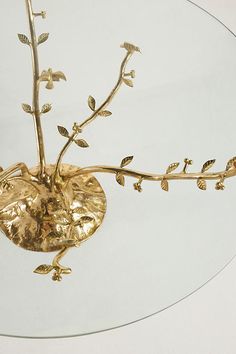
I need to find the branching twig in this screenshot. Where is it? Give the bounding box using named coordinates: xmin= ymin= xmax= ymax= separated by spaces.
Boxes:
xmin=79 ymin=52 xmax=132 ymax=130
xmin=64 ymin=156 xmax=236 ymax=192
xmin=53 ymin=43 xmax=140 ymax=186
xmin=23 ymin=0 xmax=47 ymax=179
xmin=21 ymin=1 xmax=66 ymax=181
xmin=66 ymin=165 xmax=236 ymax=182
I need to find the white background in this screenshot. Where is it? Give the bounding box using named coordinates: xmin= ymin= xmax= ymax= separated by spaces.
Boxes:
xmin=1 ymin=0 xmax=236 ymax=353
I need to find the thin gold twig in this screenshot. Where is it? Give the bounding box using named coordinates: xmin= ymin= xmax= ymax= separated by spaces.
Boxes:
xmin=53 ymin=132 xmax=77 ymax=186
xmin=53 ymin=50 xmax=135 ymax=185
xmin=79 ymin=52 xmax=132 ymax=130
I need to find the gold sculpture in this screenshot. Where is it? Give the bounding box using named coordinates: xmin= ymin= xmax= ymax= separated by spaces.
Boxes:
xmin=0 ymin=0 xmax=235 ymax=281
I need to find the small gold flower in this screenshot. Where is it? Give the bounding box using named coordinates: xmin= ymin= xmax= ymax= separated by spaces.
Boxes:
xmin=41 ymin=11 xmax=46 ymax=19
xmin=130 ymin=70 xmax=136 ymax=78
xmin=72 ymin=122 xmax=82 ymax=133
xmin=52 ymin=271 xmax=62 ymax=282
xmin=215 ymin=181 xmax=225 ymax=190
xmin=125 ymin=70 xmax=136 ymax=79
xmin=183 ymin=158 xmax=193 ymax=173
xmin=133 ymin=178 xmax=143 ymax=193
xmin=184 ymin=158 xmax=193 ymax=165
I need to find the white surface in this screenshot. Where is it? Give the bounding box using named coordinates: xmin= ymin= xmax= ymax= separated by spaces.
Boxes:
xmin=0 ymin=0 xmax=236 ymax=351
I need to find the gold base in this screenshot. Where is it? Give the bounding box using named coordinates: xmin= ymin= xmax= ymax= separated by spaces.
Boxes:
xmin=0 ymin=164 xmax=106 ymax=253
xmin=0 ymin=164 xmax=106 ymax=281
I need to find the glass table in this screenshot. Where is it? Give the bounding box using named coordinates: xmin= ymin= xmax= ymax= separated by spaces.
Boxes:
xmin=0 ymin=0 xmax=236 ymax=338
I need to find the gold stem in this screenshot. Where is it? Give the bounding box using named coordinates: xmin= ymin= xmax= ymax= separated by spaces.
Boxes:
xmin=52 ymin=247 xmax=69 ymax=268
xmin=52 ymin=132 xmax=77 ymax=188
xmin=25 ymin=0 xmax=46 ymax=179
xmin=53 ymin=52 xmax=133 ymax=184
xmin=79 ymin=52 xmax=132 ymax=129
xmin=67 ymin=165 xmax=236 ymax=183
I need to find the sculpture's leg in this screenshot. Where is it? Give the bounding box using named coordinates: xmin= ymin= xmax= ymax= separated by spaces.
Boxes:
xmin=51 ymin=247 xmax=72 ymax=282
xmin=33 ymin=246 xmax=75 ymax=281
xmin=34 ymin=224 xmax=81 ymax=281
xmin=0 ymin=163 xmax=29 ymax=184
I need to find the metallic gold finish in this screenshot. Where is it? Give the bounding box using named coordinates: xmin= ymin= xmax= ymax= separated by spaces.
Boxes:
xmin=1 ymin=0 xmax=236 ymax=281
xmin=40 ymin=69 xmax=66 ymax=90
xmin=66 ymin=163 xmax=236 ymax=184
xmin=33 ymin=11 xmax=46 ymax=19
xmin=33 ymin=248 xmax=73 ymax=282
xmin=0 ymin=164 xmax=106 ymax=281
xmin=182 ymin=158 xmax=193 ymax=173
xmin=24 ymin=0 xmax=46 ymax=179
xmin=53 ymin=49 xmax=136 ymax=184
xmin=133 ymin=177 xmax=143 ymax=193
xmin=0 ymin=164 xmax=106 ymax=252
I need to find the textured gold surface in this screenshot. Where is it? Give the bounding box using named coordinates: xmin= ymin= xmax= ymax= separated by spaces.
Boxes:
xmin=0 ymin=164 xmax=106 ymax=253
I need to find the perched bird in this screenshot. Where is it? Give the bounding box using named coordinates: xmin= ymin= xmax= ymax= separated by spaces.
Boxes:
xmin=40 ymin=68 xmax=67 ymax=89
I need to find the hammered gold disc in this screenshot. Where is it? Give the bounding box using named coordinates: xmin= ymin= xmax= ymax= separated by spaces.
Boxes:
xmin=0 ymin=164 xmax=106 ymax=252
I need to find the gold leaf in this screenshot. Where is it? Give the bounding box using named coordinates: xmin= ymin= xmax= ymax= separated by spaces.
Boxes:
xmin=121 ymin=42 xmax=141 ymax=53
xmin=61 ymin=268 xmax=72 ymax=275
xmin=161 ymin=179 xmax=169 ymax=192
xmin=74 ymin=139 xmax=89 ymax=148
xmin=98 ymin=111 xmax=112 ymax=117
xmin=88 ymin=96 xmax=96 ymax=111
xmin=18 ymin=33 xmax=30 ymax=45
xmin=120 ymin=156 xmax=134 ymax=168
xmin=116 ymin=173 xmax=125 ymax=186
xmin=72 ymin=207 xmax=85 ymax=213
xmin=197 ymin=178 xmax=207 ymax=190
xmin=226 ymin=156 xmax=236 ymax=171
xmin=201 ymin=159 xmax=216 ymax=173
xmin=166 ymin=162 xmax=180 ymax=174
xmin=34 ymin=264 xmax=54 ymax=275
xmin=57 ymin=125 xmax=69 ymax=138
xmin=22 ymin=103 xmax=32 ymax=114
xmin=80 ymin=216 xmax=94 ymax=223
xmin=38 ymin=33 xmax=49 ymax=45
xmin=75 ymin=216 xmax=94 ymax=227
xmin=41 ymin=103 xmax=52 ymax=114
xmin=123 ymin=78 xmax=133 ymax=87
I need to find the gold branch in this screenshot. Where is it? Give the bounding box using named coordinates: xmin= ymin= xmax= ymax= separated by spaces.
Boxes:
xmin=24 ymin=0 xmax=47 ymax=179
xmin=65 ymin=159 xmax=236 ymax=191
xmin=79 ymin=51 xmax=133 ymax=129
xmin=53 ymin=43 xmax=139 ymax=186
xmin=67 ymin=165 xmax=235 ymax=182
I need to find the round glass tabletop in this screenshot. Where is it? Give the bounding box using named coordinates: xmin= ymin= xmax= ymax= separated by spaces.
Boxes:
xmin=0 ymin=0 xmax=236 ymax=338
